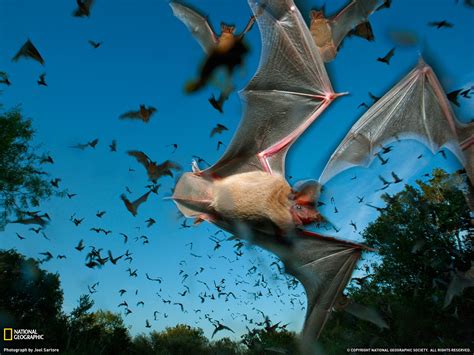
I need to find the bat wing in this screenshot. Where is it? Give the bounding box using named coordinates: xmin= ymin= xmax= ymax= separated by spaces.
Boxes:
xmin=170 ymin=1 xmax=218 ymax=54
xmin=12 ymin=39 xmax=45 ymax=65
xmin=119 ymin=110 xmax=141 ymax=120
xmin=330 ymin=0 xmax=383 ymax=49
xmin=217 ymin=219 xmax=366 ymax=342
xmin=319 ymin=59 xmax=469 ymax=185
xmin=127 ymin=150 xmax=151 ymax=168
xmin=203 ymin=0 xmax=337 ymax=179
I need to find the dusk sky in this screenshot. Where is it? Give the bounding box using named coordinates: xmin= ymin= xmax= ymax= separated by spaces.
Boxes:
xmin=0 ymin=0 xmax=472 ymax=340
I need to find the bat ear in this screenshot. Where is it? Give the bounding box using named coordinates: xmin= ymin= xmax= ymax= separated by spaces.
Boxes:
xmin=292 ymin=180 xmax=321 ymax=205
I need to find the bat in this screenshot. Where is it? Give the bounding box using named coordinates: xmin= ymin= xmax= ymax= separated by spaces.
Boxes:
xmin=73 ymin=0 xmax=94 ymax=17
xmin=377 ymin=47 xmax=395 ymax=65
xmin=119 ymin=105 xmax=157 ymax=123
xmin=127 ymin=150 xmax=182 ymax=182
xmin=121 ymin=191 xmax=152 ymax=216
xmin=170 ymin=1 xmax=258 ymax=92
xmin=37 ymin=73 xmax=47 ymax=86
xmin=88 ymin=40 xmax=102 ymax=48
xmin=172 ymin=0 xmax=364 ymax=348
xmin=210 ymin=123 xmax=228 ymax=137
xmin=170 ymin=1 xmax=256 ymax=55
xmin=12 ymin=39 xmax=45 ymax=65
xmin=0 ymin=72 xmax=11 ymax=86
xmin=428 ymin=20 xmax=454 ymax=29
xmin=319 ymin=59 xmax=474 ymax=208
xmin=308 ymin=0 xmax=387 ymax=62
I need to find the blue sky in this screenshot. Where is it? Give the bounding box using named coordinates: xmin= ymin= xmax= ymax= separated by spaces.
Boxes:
xmin=0 ymin=0 xmax=473 ymax=341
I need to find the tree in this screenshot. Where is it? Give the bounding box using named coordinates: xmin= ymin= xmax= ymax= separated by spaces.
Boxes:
xmin=241 ymin=327 xmax=300 ymax=354
xmin=0 ymin=249 xmax=68 ymax=349
xmin=148 ymin=324 xmax=210 ymax=354
xmin=0 ymin=107 xmax=55 ymax=229
xmin=320 ymin=169 xmax=473 ymax=352
xmin=66 ymin=295 xmax=133 ymax=354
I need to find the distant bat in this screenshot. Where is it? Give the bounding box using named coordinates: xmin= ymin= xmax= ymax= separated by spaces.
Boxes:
xmin=119 ymin=105 xmax=157 ymax=123
xmin=127 ymin=150 xmax=181 ymax=182
xmin=73 ymin=0 xmax=94 ymax=17
xmin=428 ymin=20 xmax=453 ymax=29
xmin=377 ymin=47 xmax=395 ymax=65
xmin=88 ymin=40 xmax=102 ymax=48
xmin=0 ymin=72 xmax=11 ymax=86
xmin=308 ymin=0 xmax=389 ymax=62
xmin=210 ymin=123 xmax=228 ymax=137
xmin=121 ymin=191 xmax=152 ymax=216
xmin=12 ymin=39 xmax=45 ymax=65
xmin=37 ymin=73 xmax=47 ymax=86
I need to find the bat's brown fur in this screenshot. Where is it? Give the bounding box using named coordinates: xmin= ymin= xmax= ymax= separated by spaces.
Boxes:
xmin=211 ymin=171 xmax=294 ymax=231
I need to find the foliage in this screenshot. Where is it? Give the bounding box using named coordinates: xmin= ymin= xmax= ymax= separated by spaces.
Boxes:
xmin=241 ymin=327 xmax=300 ymax=354
xmin=320 ymin=169 xmax=473 ymax=352
xmin=0 ymin=249 xmax=67 ymax=349
xmin=0 ymin=107 xmax=54 ymax=228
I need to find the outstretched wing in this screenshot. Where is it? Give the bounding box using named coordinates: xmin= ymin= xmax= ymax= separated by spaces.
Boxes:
xmin=127 ymin=150 xmax=151 ymax=168
xmin=319 ymin=59 xmax=472 ymax=185
xmin=330 ymin=0 xmax=383 ymax=49
xmin=203 ymin=0 xmax=337 ymax=179
xmin=170 ymin=1 xmax=218 ymax=54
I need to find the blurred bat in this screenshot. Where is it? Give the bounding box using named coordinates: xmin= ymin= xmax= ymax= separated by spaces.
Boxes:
xmin=12 ymin=39 xmax=44 ymax=65
xmin=210 ymin=123 xmax=228 ymax=137
xmin=377 ymin=47 xmax=395 ymax=64
xmin=73 ymin=0 xmax=94 ymax=17
xmin=88 ymin=40 xmax=102 ymax=48
xmin=127 ymin=150 xmax=182 ymax=182
xmin=37 ymin=73 xmax=47 ymax=86
xmin=119 ymin=105 xmax=157 ymax=123
xmin=121 ymin=191 xmax=152 ymax=216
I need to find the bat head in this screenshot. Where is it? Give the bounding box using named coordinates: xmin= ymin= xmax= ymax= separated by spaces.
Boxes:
xmin=309 ymin=9 xmax=325 ymax=20
xmin=289 ymin=180 xmax=323 ymax=225
xmin=220 ymin=23 xmax=236 ymax=34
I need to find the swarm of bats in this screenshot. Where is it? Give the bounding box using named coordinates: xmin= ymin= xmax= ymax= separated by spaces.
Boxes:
xmin=170 ymin=0 xmax=473 ymax=350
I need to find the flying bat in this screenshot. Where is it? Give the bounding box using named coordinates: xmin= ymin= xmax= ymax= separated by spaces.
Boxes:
xmin=119 ymin=105 xmax=157 ymax=123
xmin=319 ymin=59 xmax=473 ymax=208
xmin=170 ymin=1 xmax=257 ymax=92
xmin=376 ymin=47 xmax=395 ymax=65
xmin=172 ymin=0 xmax=363 ymax=348
xmin=210 ymin=123 xmax=228 ymax=137
xmin=121 ymin=191 xmax=152 ymax=217
xmin=0 ymin=72 xmax=11 ymax=86
xmin=12 ymin=39 xmax=45 ymax=65
xmin=308 ymin=0 xmax=388 ymax=62
xmin=128 ymin=150 xmax=181 ymax=182
xmin=88 ymin=40 xmax=102 ymax=48
xmin=73 ymin=0 xmax=94 ymax=17
xmin=37 ymin=73 xmax=47 ymax=86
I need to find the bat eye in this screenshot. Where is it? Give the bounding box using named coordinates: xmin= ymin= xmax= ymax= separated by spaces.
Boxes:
xmin=296 ymin=205 xmax=302 ymax=210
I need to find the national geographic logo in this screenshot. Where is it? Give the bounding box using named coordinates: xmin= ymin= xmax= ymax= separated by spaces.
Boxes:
xmin=3 ymin=328 xmax=44 ymax=341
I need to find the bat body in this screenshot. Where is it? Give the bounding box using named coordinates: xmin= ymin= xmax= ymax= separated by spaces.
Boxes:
xmin=12 ymin=39 xmax=44 ymax=65
xmin=309 ymin=0 xmax=385 ymax=62
xmin=172 ymin=0 xmax=366 ymax=348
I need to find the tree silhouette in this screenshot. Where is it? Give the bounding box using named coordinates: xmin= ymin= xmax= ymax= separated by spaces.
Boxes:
xmin=0 ymin=107 xmax=55 ymax=229
xmin=320 ymin=169 xmax=473 ymax=352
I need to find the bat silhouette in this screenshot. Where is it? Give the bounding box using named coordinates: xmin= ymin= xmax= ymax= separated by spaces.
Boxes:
xmin=210 ymin=123 xmax=228 ymax=137
xmin=73 ymin=0 xmax=94 ymax=17
xmin=37 ymin=73 xmax=47 ymax=86
xmin=127 ymin=150 xmax=181 ymax=182
xmin=428 ymin=20 xmax=453 ymax=29
xmin=88 ymin=40 xmax=102 ymax=48
xmin=121 ymin=190 xmax=152 ymax=216
xmin=71 ymin=138 xmax=99 ymax=150
xmin=376 ymin=47 xmax=395 ymax=65
xmin=0 ymin=72 xmax=11 ymax=86
xmin=172 ymin=0 xmax=364 ymax=347
xmin=308 ymin=0 xmax=388 ymax=62
xmin=12 ymin=39 xmax=44 ymax=65
xmin=119 ymin=105 xmax=157 ymax=123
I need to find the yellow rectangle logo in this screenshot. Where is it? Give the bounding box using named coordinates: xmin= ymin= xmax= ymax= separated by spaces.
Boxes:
xmin=4 ymin=328 xmax=13 ymax=341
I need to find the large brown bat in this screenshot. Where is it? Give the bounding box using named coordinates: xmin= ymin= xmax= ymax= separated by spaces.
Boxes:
xmin=172 ymin=0 xmax=365 ymax=349
xmin=309 ymin=0 xmax=388 ymax=62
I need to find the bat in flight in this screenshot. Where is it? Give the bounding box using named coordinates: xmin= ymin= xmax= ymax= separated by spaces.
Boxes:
xmin=170 ymin=1 xmax=258 ymax=92
xmin=319 ymin=58 xmax=474 ymax=209
xmin=127 ymin=150 xmax=182 ymax=183
xmin=308 ymin=0 xmax=389 ymax=62
xmin=119 ymin=105 xmax=157 ymax=123
xmin=172 ymin=0 xmax=361 ymax=349
xmin=12 ymin=39 xmax=45 ymax=65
